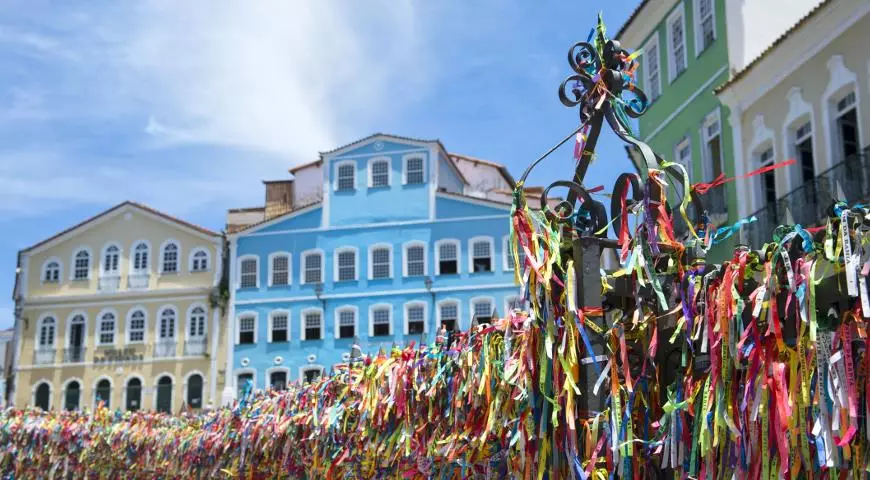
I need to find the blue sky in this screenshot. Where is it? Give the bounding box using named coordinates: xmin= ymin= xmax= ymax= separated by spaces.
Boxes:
xmin=0 ymin=1 xmax=637 ymax=328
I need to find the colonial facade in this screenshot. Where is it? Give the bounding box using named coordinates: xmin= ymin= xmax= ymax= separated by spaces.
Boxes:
xmin=11 ymin=202 xmax=227 ymax=412
xmin=224 ymin=134 xmax=523 ymax=402
xmin=615 ymin=0 xmax=818 ymax=258
xmin=715 ymin=0 xmax=870 ymax=244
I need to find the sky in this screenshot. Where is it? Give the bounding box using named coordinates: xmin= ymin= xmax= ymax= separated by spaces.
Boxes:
xmin=0 ymin=1 xmax=638 ymax=328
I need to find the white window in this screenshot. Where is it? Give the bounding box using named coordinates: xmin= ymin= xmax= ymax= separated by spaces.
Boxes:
xmin=301 ymin=366 xmax=324 ymax=383
xmin=72 ymin=249 xmax=91 ymax=280
xmin=667 ymin=5 xmax=686 ymax=82
xmin=793 ymin=121 xmax=815 ymax=185
xmin=335 ymin=161 xmax=356 ymax=191
xmin=190 ymin=249 xmax=209 ymax=272
xmin=239 ymin=256 xmax=259 ymax=288
xmin=38 ymin=316 xmax=56 ymax=347
xmin=368 ymin=157 xmax=391 ymax=187
xmin=301 ymin=250 xmax=324 ymax=285
xmin=43 ymin=260 xmax=61 ymax=283
xmin=834 ymin=91 xmax=860 ymax=163
xmin=269 ymin=253 xmax=290 ymax=286
xmin=369 ymin=244 xmax=392 ymax=280
xmin=67 ymin=314 xmax=86 ymax=348
xmin=127 ymin=310 xmax=146 ymax=343
xmin=642 ymin=34 xmax=661 ymax=102
xmin=98 ymin=312 xmax=116 ymax=345
xmin=335 ymin=306 xmax=357 ymax=339
xmin=700 ymin=109 xmax=725 ymax=214
xmin=404 ymin=302 xmax=426 ymax=335
xmin=158 ymin=308 xmax=176 ymax=341
xmin=188 ymin=306 xmax=206 ymax=338
xmin=269 ymin=311 xmax=289 ymax=343
xmin=469 ymin=236 xmax=494 ymax=273
xmin=674 ymin=137 xmax=692 ymax=181
xmin=238 ymin=315 xmax=256 ymax=344
xmin=102 ymin=245 xmax=120 ymax=276
xmin=757 ymin=146 xmax=777 ymax=208
xmin=132 ymin=242 xmax=149 ymax=272
xmin=694 ymin=0 xmax=716 ymax=55
xmin=436 ymin=239 xmax=460 ymax=275
xmin=335 ymin=247 xmax=357 ymax=282
xmin=438 ymin=301 xmax=459 ymax=332
xmin=403 ymin=156 xmax=425 ymax=185
xmin=370 ymin=304 xmax=392 ymax=337
xmin=471 ymin=298 xmax=494 ymax=324
xmin=160 ymin=242 xmax=179 ymax=274
xmin=301 ymin=309 xmax=323 ymax=340
xmin=403 ymin=242 xmax=426 ymax=277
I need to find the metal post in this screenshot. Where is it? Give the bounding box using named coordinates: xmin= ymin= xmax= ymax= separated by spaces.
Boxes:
xmin=574 ymin=237 xmax=608 ymax=414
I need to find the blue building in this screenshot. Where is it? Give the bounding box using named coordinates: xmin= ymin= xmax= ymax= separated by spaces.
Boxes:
xmin=222 ymin=134 xmax=529 ymax=402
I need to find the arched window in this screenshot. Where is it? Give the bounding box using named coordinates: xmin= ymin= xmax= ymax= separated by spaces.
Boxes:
xmin=43 ymin=260 xmax=60 ymax=283
xmin=403 ymin=242 xmax=426 ymax=277
xmin=73 ymin=250 xmax=90 ymax=280
xmin=38 ymin=316 xmax=55 ymax=348
xmin=94 ymin=378 xmax=111 ymax=408
xmin=64 ymin=380 xmax=81 ymax=411
xmin=335 ymin=161 xmax=356 ymax=191
xmin=188 ymin=306 xmax=206 ymax=339
xmin=469 ymin=237 xmax=493 ymax=273
xmin=369 ymin=157 xmax=391 ymax=187
xmin=237 ymin=372 xmax=254 ymax=399
xmin=335 ymin=306 xmax=357 ymax=339
xmin=155 ymin=376 xmax=173 ymax=413
xmin=301 ymin=309 xmax=323 ymax=341
xmin=301 ymin=250 xmax=323 ymax=284
xmin=404 ymin=302 xmax=426 ymax=335
xmin=471 ymin=297 xmax=494 ymax=324
xmin=98 ymin=312 xmax=116 ymax=345
xmin=438 ymin=300 xmax=459 ymax=332
xmin=435 ymin=239 xmax=460 ymax=275
xmin=186 ymin=374 xmax=204 ymax=409
xmin=301 ymin=366 xmax=324 ymax=383
xmin=369 ymin=245 xmax=392 ymax=280
xmin=335 ymin=247 xmax=358 ymax=282
xmin=369 ymin=304 xmax=392 ymax=337
xmin=403 ymin=155 xmax=425 ymax=184
xmin=125 ymin=378 xmax=142 ymax=411
xmin=34 ymin=382 xmax=51 ymax=410
xmin=239 ymin=256 xmax=259 ymax=288
xmin=159 ymin=308 xmax=176 ymax=341
xmin=191 ymin=250 xmax=209 ymax=272
xmin=237 ymin=314 xmax=257 ymax=344
xmin=132 ymin=242 xmax=149 ymax=273
xmin=269 ymin=370 xmax=287 ymax=390
xmin=127 ymin=309 xmax=146 ymax=343
xmin=161 ymin=242 xmax=179 ymax=273
xmin=102 ymin=245 xmax=120 ymax=275
xmin=67 ymin=314 xmax=86 ymax=362
xmin=269 ymin=253 xmax=290 ymax=286
xmin=269 ymin=311 xmax=289 ymax=343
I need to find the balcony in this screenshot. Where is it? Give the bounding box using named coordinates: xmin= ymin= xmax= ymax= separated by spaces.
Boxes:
xmin=184 ymin=337 xmax=208 ymax=356
xmin=33 ymin=348 xmax=56 ymax=365
xmin=63 ymin=347 xmax=86 ymax=363
xmin=743 ymin=148 xmax=870 ymax=247
xmin=98 ymin=275 xmax=121 ymax=292
xmin=153 ymin=341 xmax=177 ymax=358
xmin=128 ymin=273 xmax=150 ymax=289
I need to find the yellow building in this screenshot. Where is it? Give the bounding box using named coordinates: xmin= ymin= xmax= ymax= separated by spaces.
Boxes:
xmin=11 ymin=202 xmax=228 ymax=412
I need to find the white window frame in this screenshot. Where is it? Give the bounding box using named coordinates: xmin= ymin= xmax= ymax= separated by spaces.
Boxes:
xmin=821 ymin=56 xmax=862 ymax=170
xmin=234 ymin=368 xmax=257 ymax=397
xmin=41 ymin=257 xmax=62 ymax=284
xmin=674 ymin=136 xmax=692 ymax=181
xmin=36 ymin=313 xmax=57 ymax=348
xmin=300 ymin=248 xmax=325 ymax=285
xmin=158 ymin=239 xmax=182 ymax=275
xmin=265 ymin=366 xmax=290 ymax=389
xmin=186 ymin=303 xmax=208 ymax=339
xmin=65 ymin=311 xmax=88 ymax=349
xmin=367 ymin=156 xmax=392 ymax=188
xmin=368 ymin=303 xmax=393 ymax=337
xmin=100 ymin=243 xmax=122 ymax=277
xmin=235 ymin=311 xmax=258 ymax=345
xmin=642 ymin=33 xmax=661 ymax=102
xmin=700 ymin=108 xmax=722 ymax=181
xmin=403 ymin=301 xmax=428 ymax=335
xmin=782 ymin=88 xmax=815 ymax=192
xmin=468 ymin=236 xmax=495 ymax=273
xmin=183 ymin=370 xmax=206 ymax=409
xmin=334 ymin=305 xmax=359 ymax=339
xmin=334 ymin=246 xmax=359 ymax=282
xmin=402 ymin=241 xmax=427 ymax=277
xmin=125 ymin=307 xmax=147 ymax=345
xmin=188 ymin=247 xmax=211 ymax=273
xmin=152 ymin=373 xmax=176 ymax=411
xmin=122 ymin=375 xmax=144 ymax=411
xmin=70 ymin=246 xmax=93 ymax=281
xmin=267 ymin=251 xmax=292 ymax=287
xmin=32 ymin=380 xmax=53 ymax=410
xmin=436 ymin=299 xmax=461 ymax=331
xmin=666 ymin=3 xmax=687 ymax=83
xmin=402 ymin=154 xmax=426 ymax=185
xmin=334 ymin=159 xmax=357 ymax=192
xmin=502 ymin=236 xmax=514 ymax=271
xmin=156 ymin=305 xmax=179 ymax=343
xmin=299 ymin=365 xmax=325 ymax=383
xmin=268 ymin=309 xmax=290 ymax=343
xmin=130 ymin=240 xmax=151 ymax=274
xmin=92 ymin=376 xmax=113 ymax=408
xmin=62 ymin=377 xmax=84 ymax=411
xmin=434 ymin=239 xmax=461 ymax=275
xmin=693 ymin=0 xmax=717 ymax=57
xmin=300 ymin=307 xmax=324 ymax=341
xmin=470 ymin=296 xmax=496 ymax=324
xmin=367 ymin=243 xmax=394 ymax=280
xmin=96 ymin=308 xmax=119 ymax=346
xmin=237 ymin=254 xmax=260 ymax=289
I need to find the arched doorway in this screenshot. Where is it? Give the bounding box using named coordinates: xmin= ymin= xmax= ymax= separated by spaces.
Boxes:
xmin=125 ymin=378 xmax=142 ymax=411
xmin=95 ymin=379 xmax=111 ymax=409
xmin=64 ymin=380 xmax=81 ymax=411
xmin=155 ymin=376 xmax=173 ymax=413
xmin=186 ymin=374 xmax=203 ymax=409
xmin=34 ymin=382 xmax=50 ymax=410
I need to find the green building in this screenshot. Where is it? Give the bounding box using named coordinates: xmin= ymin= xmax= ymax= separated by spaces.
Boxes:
xmin=615 ymin=0 xmax=818 ymax=259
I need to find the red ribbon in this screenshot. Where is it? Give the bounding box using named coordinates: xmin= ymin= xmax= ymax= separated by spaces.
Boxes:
xmin=692 ymin=159 xmax=797 ymax=195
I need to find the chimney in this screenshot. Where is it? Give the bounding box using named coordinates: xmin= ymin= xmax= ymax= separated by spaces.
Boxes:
xmin=263 ymin=180 xmax=294 ymax=219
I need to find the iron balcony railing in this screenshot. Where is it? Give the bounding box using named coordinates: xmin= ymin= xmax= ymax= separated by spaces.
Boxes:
xmin=184 ymin=337 xmax=208 ymax=356
xmin=744 ymin=148 xmax=870 ymax=248
xmin=33 ymin=348 xmax=56 ymax=365
xmin=153 ymin=341 xmax=177 ymax=358
xmin=128 ymin=273 xmax=150 ymax=289
xmin=63 ymin=347 xmax=86 ymax=363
